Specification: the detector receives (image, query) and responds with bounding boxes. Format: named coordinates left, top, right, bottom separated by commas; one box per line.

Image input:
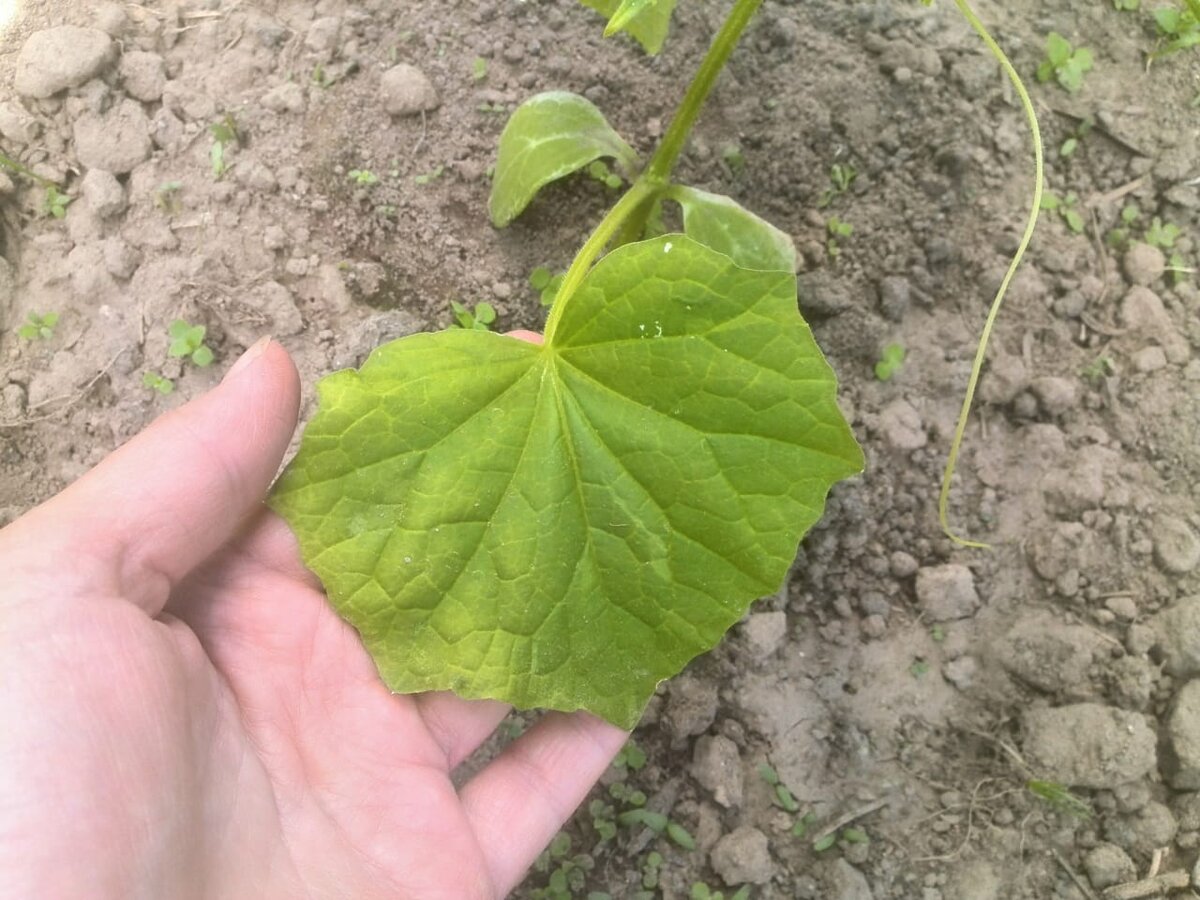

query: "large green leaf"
left=667, top=185, right=797, bottom=272
left=579, top=0, right=678, bottom=54
left=489, top=92, right=639, bottom=228
left=270, top=235, right=862, bottom=728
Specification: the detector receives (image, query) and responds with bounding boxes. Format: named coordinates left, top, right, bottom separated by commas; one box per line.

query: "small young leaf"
left=619, top=809, right=668, bottom=832
left=1045, top=32, right=1072, bottom=67
left=580, top=0, right=678, bottom=54
left=757, top=763, right=780, bottom=786
left=841, top=827, right=869, bottom=844
left=667, top=821, right=696, bottom=850
left=192, top=345, right=215, bottom=368
left=270, top=235, right=863, bottom=727
left=774, top=784, right=800, bottom=812
left=812, top=833, right=837, bottom=852
left=489, top=92, right=639, bottom=227
left=667, top=186, right=797, bottom=273
left=530, top=267, right=553, bottom=291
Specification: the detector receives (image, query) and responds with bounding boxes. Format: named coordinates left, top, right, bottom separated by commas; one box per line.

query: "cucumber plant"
left=270, top=0, right=1041, bottom=726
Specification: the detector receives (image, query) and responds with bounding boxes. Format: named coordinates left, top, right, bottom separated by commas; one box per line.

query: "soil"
left=2, top=1, right=1199, bottom=898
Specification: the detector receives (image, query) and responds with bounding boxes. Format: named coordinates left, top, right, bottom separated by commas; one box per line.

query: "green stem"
left=544, top=0, right=764, bottom=343
left=938, top=0, right=1044, bottom=549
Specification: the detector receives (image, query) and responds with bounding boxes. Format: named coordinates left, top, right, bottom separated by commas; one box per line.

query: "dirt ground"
left=2, top=0, right=1199, bottom=897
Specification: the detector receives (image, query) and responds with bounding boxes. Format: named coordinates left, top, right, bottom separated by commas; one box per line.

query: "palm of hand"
left=0, top=341, right=623, bottom=899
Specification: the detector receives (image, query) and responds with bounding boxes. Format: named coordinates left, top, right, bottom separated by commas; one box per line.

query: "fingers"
left=459, top=712, right=627, bottom=894
left=506, top=330, right=544, bottom=345
left=413, top=693, right=512, bottom=770
left=3, top=338, right=300, bottom=615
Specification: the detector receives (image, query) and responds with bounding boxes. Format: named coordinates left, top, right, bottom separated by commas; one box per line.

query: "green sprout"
left=142, top=372, right=175, bottom=395
left=691, top=884, right=751, bottom=900
left=1145, top=216, right=1181, bottom=249
left=414, top=165, right=445, bottom=185
left=449, top=300, right=496, bottom=331
left=909, top=657, right=931, bottom=679
left=18, top=311, right=58, bottom=341
left=586, top=159, right=623, bottom=190
left=1152, top=1, right=1200, bottom=57
left=154, top=181, right=184, bottom=214
left=1112, top=0, right=1139, bottom=9
left=721, top=143, right=746, bottom=175
left=1059, top=116, right=1093, bottom=157
left=758, top=762, right=801, bottom=812
left=1040, top=191, right=1085, bottom=233
left=1036, top=32, right=1094, bottom=93
left=1027, top=780, right=1093, bottom=819
left=168, top=319, right=215, bottom=367
left=826, top=216, right=853, bottom=257
left=530, top=266, right=566, bottom=307
left=348, top=169, right=379, bottom=186
left=1081, top=355, right=1116, bottom=384
left=43, top=185, right=73, bottom=219
left=472, top=57, right=489, bottom=81
left=874, top=343, right=907, bottom=381
left=818, top=161, right=857, bottom=208
left=613, top=739, right=648, bottom=772
left=209, top=114, right=239, bottom=179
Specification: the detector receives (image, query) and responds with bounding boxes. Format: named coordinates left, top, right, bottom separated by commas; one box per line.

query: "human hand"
left=0, top=336, right=626, bottom=899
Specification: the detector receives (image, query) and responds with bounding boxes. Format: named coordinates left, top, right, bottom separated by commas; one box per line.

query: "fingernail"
left=223, top=335, right=272, bottom=383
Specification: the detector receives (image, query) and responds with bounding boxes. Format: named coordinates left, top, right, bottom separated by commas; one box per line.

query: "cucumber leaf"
left=666, top=185, right=797, bottom=272
left=270, top=235, right=862, bottom=729
left=489, top=92, right=639, bottom=228
left=580, top=0, right=678, bottom=54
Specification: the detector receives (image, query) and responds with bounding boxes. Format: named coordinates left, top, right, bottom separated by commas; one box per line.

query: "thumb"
left=1, top=337, right=301, bottom=615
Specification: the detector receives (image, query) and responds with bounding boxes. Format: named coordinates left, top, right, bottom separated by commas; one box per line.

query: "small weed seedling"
left=530, top=832, right=594, bottom=900
left=1040, top=191, right=1085, bottom=233
left=18, top=311, right=58, bottom=341
left=874, top=343, right=907, bottom=381
left=168, top=320, right=215, bottom=367
left=909, top=657, right=931, bottom=679
left=1027, top=780, right=1092, bottom=819
left=348, top=169, right=379, bottom=186
left=720, top=142, right=746, bottom=176
left=826, top=216, right=853, bottom=257
left=586, top=159, right=623, bottom=190
left=691, top=884, right=751, bottom=900
left=154, top=181, right=184, bottom=214
left=818, top=161, right=857, bottom=208
left=1036, top=32, right=1094, bottom=93
left=43, top=185, right=72, bottom=219
left=530, top=266, right=565, bottom=307
left=414, top=165, right=445, bottom=185
left=1145, top=216, right=1181, bottom=249
left=1059, top=116, right=1093, bottom=157
left=449, top=300, right=496, bottom=331
left=209, top=114, right=239, bottom=179
left=1081, top=355, right=1116, bottom=384
left=1152, top=1, right=1200, bottom=57
left=1112, top=0, right=1140, bottom=9
left=472, top=56, right=489, bottom=82
left=758, top=762, right=801, bottom=812
left=142, top=372, right=175, bottom=395
left=612, top=740, right=648, bottom=773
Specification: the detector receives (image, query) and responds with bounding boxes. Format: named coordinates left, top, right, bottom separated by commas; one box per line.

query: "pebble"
left=1169, top=681, right=1200, bottom=789
left=102, top=238, right=141, bottom=280
left=663, top=674, right=719, bottom=740
left=381, top=64, right=440, bottom=116
left=15, top=26, right=116, bottom=99
left=942, top=655, right=978, bottom=691
left=710, top=826, right=775, bottom=886
left=80, top=169, right=126, bottom=219
left=740, top=611, right=787, bottom=659
left=305, top=16, right=342, bottom=55
left=118, top=51, right=167, bottom=103
left=690, top=735, right=743, bottom=808
left=889, top=551, right=919, bottom=578
left=1153, top=596, right=1200, bottom=676
left=879, top=399, right=927, bottom=450
left=994, top=613, right=1099, bottom=698
left=1132, top=345, right=1168, bottom=373
left=978, top=352, right=1028, bottom=405
left=1152, top=515, right=1200, bottom=575
left=826, top=858, right=874, bottom=900
left=915, top=564, right=979, bottom=622
left=0, top=172, right=13, bottom=196
left=1103, top=801, right=1177, bottom=856
left=1123, top=241, right=1167, bottom=286
left=1021, top=704, right=1157, bottom=788
left=1082, top=843, right=1136, bottom=890
left=263, top=225, right=288, bottom=251
left=262, top=82, right=306, bottom=114
left=0, top=100, right=41, bottom=144
left=1030, top=376, right=1078, bottom=417
left=1104, top=595, right=1138, bottom=621
left=73, top=99, right=153, bottom=175
left=877, top=275, right=910, bottom=321
left=1120, top=286, right=1189, bottom=364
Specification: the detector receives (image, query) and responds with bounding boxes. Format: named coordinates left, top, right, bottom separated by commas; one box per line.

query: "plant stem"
left=544, top=0, right=764, bottom=342
left=647, top=0, right=763, bottom=182
left=938, top=0, right=1044, bottom=549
